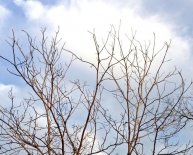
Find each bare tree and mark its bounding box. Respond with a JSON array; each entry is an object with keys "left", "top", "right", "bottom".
[{"left": 0, "top": 27, "right": 192, "bottom": 155}]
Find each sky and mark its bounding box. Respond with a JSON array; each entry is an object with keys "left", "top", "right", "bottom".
[
  {"left": 0, "top": 0, "right": 193, "bottom": 154},
  {"left": 0, "top": 0, "right": 193, "bottom": 86}
]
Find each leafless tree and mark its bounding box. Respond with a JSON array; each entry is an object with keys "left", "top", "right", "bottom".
[{"left": 0, "top": 27, "right": 192, "bottom": 155}]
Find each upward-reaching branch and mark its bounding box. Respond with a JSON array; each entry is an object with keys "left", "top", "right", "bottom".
[{"left": 0, "top": 27, "right": 192, "bottom": 155}]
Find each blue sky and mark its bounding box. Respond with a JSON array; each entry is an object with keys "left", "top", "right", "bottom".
[{"left": 0, "top": 0, "right": 193, "bottom": 154}]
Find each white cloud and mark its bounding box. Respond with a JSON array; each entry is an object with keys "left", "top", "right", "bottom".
[
  {"left": 0, "top": 83, "right": 13, "bottom": 92},
  {"left": 10, "top": 0, "right": 191, "bottom": 69},
  {"left": 0, "top": 5, "right": 10, "bottom": 28},
  {"left": 0, "top": 5, "right": 10, "bottom": 18},
  {"left": 0, "top": 84, "right": 18, "bottom": 107},
  {"left": 14, "top": 0, "right": 45, "bottom": 20},
  {"left": 0, "top": 83, "right": 32, "bottom": 108},
  {"left": 9, "top": 0, "right": 193, "bottom": 90}
]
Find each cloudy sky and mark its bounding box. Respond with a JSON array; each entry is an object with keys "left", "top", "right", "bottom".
[
  {"left": 0, "top": 0, "right": 193, "bottom": 86},
  {"left": 0, "top": 0, "right": 193, "bottom": 154}
]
